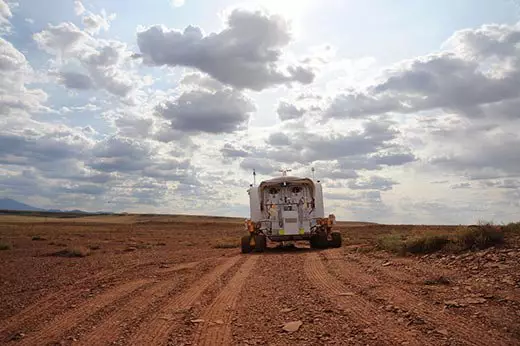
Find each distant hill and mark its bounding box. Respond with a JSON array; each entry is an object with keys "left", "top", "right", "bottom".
[
  {"left": 0, "top": 198, "right": 96, "bottom": 214},
  {"left": 0, "top": 198, "right": 44, "bottom": 211}
]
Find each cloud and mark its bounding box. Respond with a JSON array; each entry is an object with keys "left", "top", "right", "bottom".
[
  {"left": 156, "top": 85, "right": 255, "bottom": 134},
  {"left": 0, "top": 38, "right": 48, "bottom": 116},
  {"left": 221, "top": 143, "right": 250, "bottom": 159},
  {"left": 266, "top": 132, "right": 290, "bottom": 146},
  {"left": 59, "top": 71, "right": 94, "bottom": 89},
  {"left": 34, "top": 23, "right": 138, "bottom": 98},
  {"left": 277, "top": 101, "right": 305, "bottom": 121},
  {"left": 348, "top": 175, "right": 398, "bottom": 191},
  {"left": 74, "top": 0, "right": 86, "bottom": 15},
  {"left": 322, "top": 22, "right": 520, "bottom": 121},
  {"left": 136, "top": 9, "right": 314, "bottom": 90},
  {"left": 0, "top": 0, "right": 12, "bottom": 25},
  {"left": 450, "top": 182, "right": 471, "bottom": 189},
  {"left": 33, "top": 22, "right": 89, "bottom": 57}
]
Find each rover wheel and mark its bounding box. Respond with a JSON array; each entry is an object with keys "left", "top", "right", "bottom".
[
  {"left": 310, "top": 233, "right": 328, "bottom": 249},
  {"left": 330, "top": 232, "right": 342, "bottom": 248},
  {"left": 254, "top": 234, "right": 267, "bottom": 252},
  {"left": 241, "top": 235, "right": 253, "bottom": 253}
]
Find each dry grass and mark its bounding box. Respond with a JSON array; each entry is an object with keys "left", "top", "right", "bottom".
[
  {"left": 376, "top": 223, "right": 506, "bottom": 255},
  {"left": 213, "top": 237, "right": 239, "bottom": 249},
  {"left": 51, "top": 247, "right": 90, "bottom": 257}
]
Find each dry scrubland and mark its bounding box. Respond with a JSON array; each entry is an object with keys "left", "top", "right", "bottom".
[{"left": 0, "top": 213, "right": 519, "bottom": 345}]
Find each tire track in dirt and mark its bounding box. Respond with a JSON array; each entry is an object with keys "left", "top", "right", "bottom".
[
  {"left": 15, "top": 279, "right": 150, "bottom": 346},
  {"left": 128, "top": 255, "right": 242, "bottom": 346},
  {"left": 0, "top": 258, "right": 167, "bottom": 338},
  {"left": 77, "top": 262, "right": 203, "bottom": 346},
  {"left": 304, "top": 252, "right": 426, "bottom": 346},
  {"left": 193, "top": 255, "right": 258, "bottom": 346},
  {"left": 322, "top": 250, "right": 515, "bottom": 346}
]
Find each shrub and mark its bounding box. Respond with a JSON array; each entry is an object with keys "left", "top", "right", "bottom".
[
  {"left": 404, "top": 234, "right": 450, "bottom": 254},
  {"left": 32, "top": 235, "right": 46, "bottom": 241},
  {"left": 375, "top": 223, "right": 504, "bottom": 255},
  {"left": 454, "top": 223, "right": 504, "bottom": 251},
  {"left": 376, "top": 234, "right": 405, "bottom": 254},
  {"left": 502, "top": 222, "right": 520, "bottom": 234},
  {"left": 0, "top": 242, "right": 11, "bottom": 250}
]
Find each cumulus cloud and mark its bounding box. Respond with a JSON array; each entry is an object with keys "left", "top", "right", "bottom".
[
  {"left": 59, "top": 71, "right": 94, "bottom": 89},
  {"left": 277, "top": 101, "right": 306, "bottom": 121},
  {"left": 34, "top": 22, "right": 138, "bottom": 98},
  {"left": 0, "top": 0, "right": 12, "bottom": 25},
  {"left": 266, "top": 132, "right": 290, "bottom": 146},
  {"left": 156, "top": 85, "right": 255, "bottom": 134},
  {"left": 74, "top": 0, "right": 86, "bottom": 15},
  {"left": 136, "top": 9, "right": 314, "bottom": 90},
  {"left": 348, "top": 176, "right": 398, "bottom": 191},
  {"left": 323, "top": 22, "right": 520, "bottom": 121},
  {"left": 0, "top": 38, "right": 48, "bottom": 116}
]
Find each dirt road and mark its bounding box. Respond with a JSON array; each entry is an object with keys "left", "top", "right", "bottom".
[{"left": 1, "top": 215, "right": 519, "bottom": 345}]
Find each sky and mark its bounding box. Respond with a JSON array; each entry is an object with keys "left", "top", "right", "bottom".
[{"left": 1, "top": 0, "right": 520, "bottom": 224}]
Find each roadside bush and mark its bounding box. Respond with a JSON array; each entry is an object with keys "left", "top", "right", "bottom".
[
  {"left": 376, "top": 234, "right": 405, "bottom": 254},
  {"left": 0, "top": 242, "right": 11, "bottom": 250},
  {"left": 404, "top": 234, "right": 450, "bottom": 254},
  {"left": 502, "top": 222, "right": 520, "bottom": 234},
  {"left": 376, "top": 223, "right": 504, "bottom": 255},
  {"left": 455, "top": 223, "right": 504, "bottom": 251}
]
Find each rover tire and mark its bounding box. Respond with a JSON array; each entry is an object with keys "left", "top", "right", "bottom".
[
  {"left": 254, "top": 234, "right": 267, "bottom": 252},
  {"left": 310, "top": 233, "right": 328, "bottom": 249},
  {"left": 330, "top": 232, "right": 342, "bottom": 248},
  {"left": 241, "top": 235, "right": 253, "bottom": 253}
]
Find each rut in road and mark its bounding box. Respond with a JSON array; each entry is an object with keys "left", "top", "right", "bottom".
[
  {"left": 77, "top": 262, "right": 203, "bottom": 346},
  {"left": 0, "top": 257, "right": 166, "bottom": 340},
  {"left": 304, "top": 252, "right": 426, "bottom": 346},
  {"left": 15, "top": 279, "right": 151, "bottom": 346},
  {"left": 193, "top": 255, "right": 259, "bottom": 346},
  {"left": 323, "top": 250, "right": 515, "bottom": 346},
  {"left": 128, "top": 255, "right": 242, "bottom": 346}
]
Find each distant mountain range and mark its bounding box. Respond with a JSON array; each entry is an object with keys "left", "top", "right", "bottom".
[{"left": 0, "top": 198, "right": 104, "bottom": 214}]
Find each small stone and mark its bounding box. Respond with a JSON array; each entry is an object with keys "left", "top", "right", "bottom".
[
  {"left": 282, "top": 321, "right": 303, "bottom": 333},
  {"left": 436, "top": 329, "right": 449, "bottom": 336},
  {"left": 214, "top": 319, "right": 224, "bottom": 325},
  {"left": 382, "top": 262, "right": 392, "bottom": 266},
  {"left": 281, "top": 308, "right": 294, "bottom": 313},
  {"left": 462, "top": 297, "right": 486, "bottom": 304},
  {"left": 338, "top": 292, "right": 355, "bottom": 296},
  {"left": 190, "top": 319, "right": 205, "bottom": 323}
]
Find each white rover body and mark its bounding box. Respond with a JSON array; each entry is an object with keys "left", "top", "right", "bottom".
[{"left": 241, "top": 172, "right": 341, "bottom": 253}]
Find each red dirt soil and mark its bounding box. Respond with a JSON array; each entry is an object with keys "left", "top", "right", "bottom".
[{"left": 0, "top": 215, "right": 519, "bottom": 345}]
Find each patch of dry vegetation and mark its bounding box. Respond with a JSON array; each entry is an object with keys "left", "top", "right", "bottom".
[
  {"left": 376, "top": 222, "right": 508, "bottom": 255},
  {"left": 51, "top": 247, "right": 90, "bottom": 257},
  {"left": 213, "top": 237, "right": 239, "bottom": 249}
]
